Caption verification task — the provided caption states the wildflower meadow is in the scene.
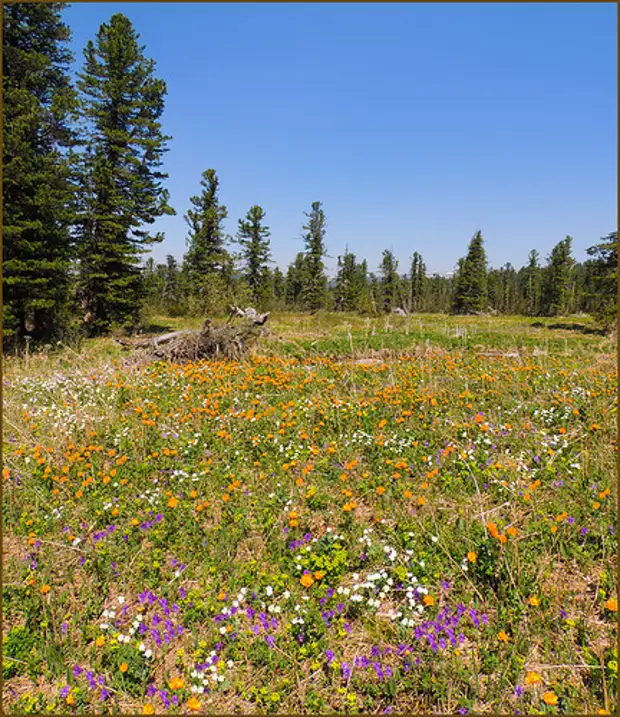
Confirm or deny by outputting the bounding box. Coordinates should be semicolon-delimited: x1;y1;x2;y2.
2;313;617;714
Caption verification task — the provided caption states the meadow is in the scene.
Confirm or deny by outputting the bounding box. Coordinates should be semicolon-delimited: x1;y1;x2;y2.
2;313;617;715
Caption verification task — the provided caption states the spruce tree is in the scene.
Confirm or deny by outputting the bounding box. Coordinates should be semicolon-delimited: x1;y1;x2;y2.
519;250;542;316
162;255;182;315
183;169;231;314
301;202;327;312
236;205;272;308
76;13;173;334
272;267;285;305
409;251;426;312
380;249;399;313
3;2;77;348
452;231;487;314
541;236;574;316
285;253;306;308
585;231;617;327
334;248;359;311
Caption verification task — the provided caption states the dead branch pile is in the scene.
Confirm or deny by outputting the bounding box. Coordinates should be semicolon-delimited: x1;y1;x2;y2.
116;316;269;363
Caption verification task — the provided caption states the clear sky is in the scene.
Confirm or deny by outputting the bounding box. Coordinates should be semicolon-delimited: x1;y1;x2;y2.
64;2;617;276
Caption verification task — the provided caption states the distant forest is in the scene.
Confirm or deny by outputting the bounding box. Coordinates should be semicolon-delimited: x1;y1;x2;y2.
4;5;617;350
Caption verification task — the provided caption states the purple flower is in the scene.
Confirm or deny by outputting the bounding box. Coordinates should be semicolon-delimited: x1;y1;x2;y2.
514;685;524;697
326;649;334;664
60;686;70;699
580;527;589;536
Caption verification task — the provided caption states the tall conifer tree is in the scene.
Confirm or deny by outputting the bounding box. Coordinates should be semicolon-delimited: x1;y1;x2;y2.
301;202;327;312
236;205;272;308
183;169;231;314
541;236;574;316
3;2;77;347
452;231;487;314
76;13;173;334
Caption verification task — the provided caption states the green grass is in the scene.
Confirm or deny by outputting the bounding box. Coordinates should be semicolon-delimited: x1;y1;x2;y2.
2;313;617;714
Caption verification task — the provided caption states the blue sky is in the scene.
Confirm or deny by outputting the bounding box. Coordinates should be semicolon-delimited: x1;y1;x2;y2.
64;2;617;276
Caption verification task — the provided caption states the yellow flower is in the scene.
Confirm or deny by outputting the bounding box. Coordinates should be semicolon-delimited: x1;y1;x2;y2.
187;697;201;711
528;596;540;607
525;671;542;685
95;635;105;647
300;573;315;588
604;597;617;612
143;705;155;715
119;662;129;673
467;551;477;563
417;496;427;506
542;691;558;705
168;677;185;690
66;693;75;706
41;584;51;594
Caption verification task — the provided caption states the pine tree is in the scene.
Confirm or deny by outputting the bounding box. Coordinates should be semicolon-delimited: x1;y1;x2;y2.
236;205;272;308
380;250;399;313
75;13;173;334
183;169;231;314
409;251;426;312
541;236;574;316
301;202;327;312
452;231;487;314
3;2;77;348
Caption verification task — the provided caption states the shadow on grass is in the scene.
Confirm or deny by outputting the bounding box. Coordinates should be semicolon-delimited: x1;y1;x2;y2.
531;321;606;336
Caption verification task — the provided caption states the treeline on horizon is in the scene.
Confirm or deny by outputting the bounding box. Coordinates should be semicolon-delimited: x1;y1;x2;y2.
3;6;617;351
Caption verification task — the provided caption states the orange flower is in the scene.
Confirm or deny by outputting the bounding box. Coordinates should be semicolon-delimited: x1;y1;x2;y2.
487;522;499;538
467;551;477;563
187;697;201;711
423;595;435;606
95;635;105;647
143;705;155;715
498;630;510;643
168;496;178;509
403;489;413;499
604;597;617;612
41;584;51;595
525;671;542;685
119;662;129;673
168;677;185;690
528;596;540;607
506;526;517;537
417;496;427;506
300;573;314;588
66;693;75;705
542;692;558;705
313;570;325;580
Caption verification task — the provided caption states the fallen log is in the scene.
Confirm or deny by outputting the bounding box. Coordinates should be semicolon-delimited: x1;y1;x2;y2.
116;318;267;363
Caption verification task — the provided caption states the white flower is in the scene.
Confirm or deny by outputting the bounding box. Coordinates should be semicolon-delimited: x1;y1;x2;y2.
265;586;273;597
145;649;153;658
